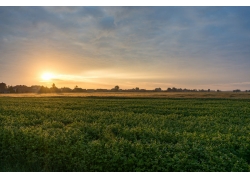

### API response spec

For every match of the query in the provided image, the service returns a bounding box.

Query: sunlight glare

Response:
[41,72,54,81]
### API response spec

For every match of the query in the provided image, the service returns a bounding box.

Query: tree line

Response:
[1,82,250,93]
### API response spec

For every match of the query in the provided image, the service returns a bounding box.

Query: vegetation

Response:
[1,91,250,99]
[2,81,250,94]
[1,96,250,171]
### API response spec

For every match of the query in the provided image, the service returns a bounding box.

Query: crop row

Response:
[0,97,250,171]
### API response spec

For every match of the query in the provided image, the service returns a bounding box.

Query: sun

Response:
[41,72,54,81]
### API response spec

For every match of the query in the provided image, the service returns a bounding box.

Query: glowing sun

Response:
[41,72,54,81]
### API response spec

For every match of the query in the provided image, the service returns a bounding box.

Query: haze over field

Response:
[1,6,250,90]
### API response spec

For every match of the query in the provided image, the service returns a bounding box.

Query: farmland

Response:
[1,91,250,99]
[1,93,250,171]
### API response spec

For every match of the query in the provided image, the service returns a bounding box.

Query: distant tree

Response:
[155,88,162,92]
[73,87,84,92]
[51,83,60,93]
[114,85,119,91]
[61,87,72,92]
[233,89,241,92]
[172,87,177,92]
[0,82,7,93]
[39,86,46,93]
[166,88,172,92]
[39,86,51,93]
[7,86,15,93]
[177,88,182,92]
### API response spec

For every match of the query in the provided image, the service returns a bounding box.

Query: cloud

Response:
[99,16,115,31]
[0,7,250,90]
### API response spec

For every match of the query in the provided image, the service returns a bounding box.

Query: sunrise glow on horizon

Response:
[1,6,250,91]
[41,73,55,81]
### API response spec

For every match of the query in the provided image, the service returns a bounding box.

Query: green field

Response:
[1,96,250,171]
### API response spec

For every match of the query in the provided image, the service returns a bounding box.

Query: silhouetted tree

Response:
[178,88,182,92]
[155,88,162,92]
[7,86,15,93]
[51,83,60,93]
[110,85,120,92]
[73,85,87,92]
[61,87,72,92]
[0,82,7,93]
[115,85,119,90]
[39,86,51,93]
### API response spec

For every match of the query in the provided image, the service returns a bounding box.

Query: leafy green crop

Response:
[0,97,250,171]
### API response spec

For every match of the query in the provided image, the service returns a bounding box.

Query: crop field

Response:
[1,95,250,171]
[1,91,250,99]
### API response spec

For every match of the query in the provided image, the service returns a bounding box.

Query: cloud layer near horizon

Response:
[0,7,250,90]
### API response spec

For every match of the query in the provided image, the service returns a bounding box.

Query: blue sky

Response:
[0,6,250,90]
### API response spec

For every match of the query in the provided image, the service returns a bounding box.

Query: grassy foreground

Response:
[0,96,250,171]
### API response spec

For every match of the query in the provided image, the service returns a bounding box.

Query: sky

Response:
[1,6,250,90]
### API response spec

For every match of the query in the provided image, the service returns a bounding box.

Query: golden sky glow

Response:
[41,73,54,81]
